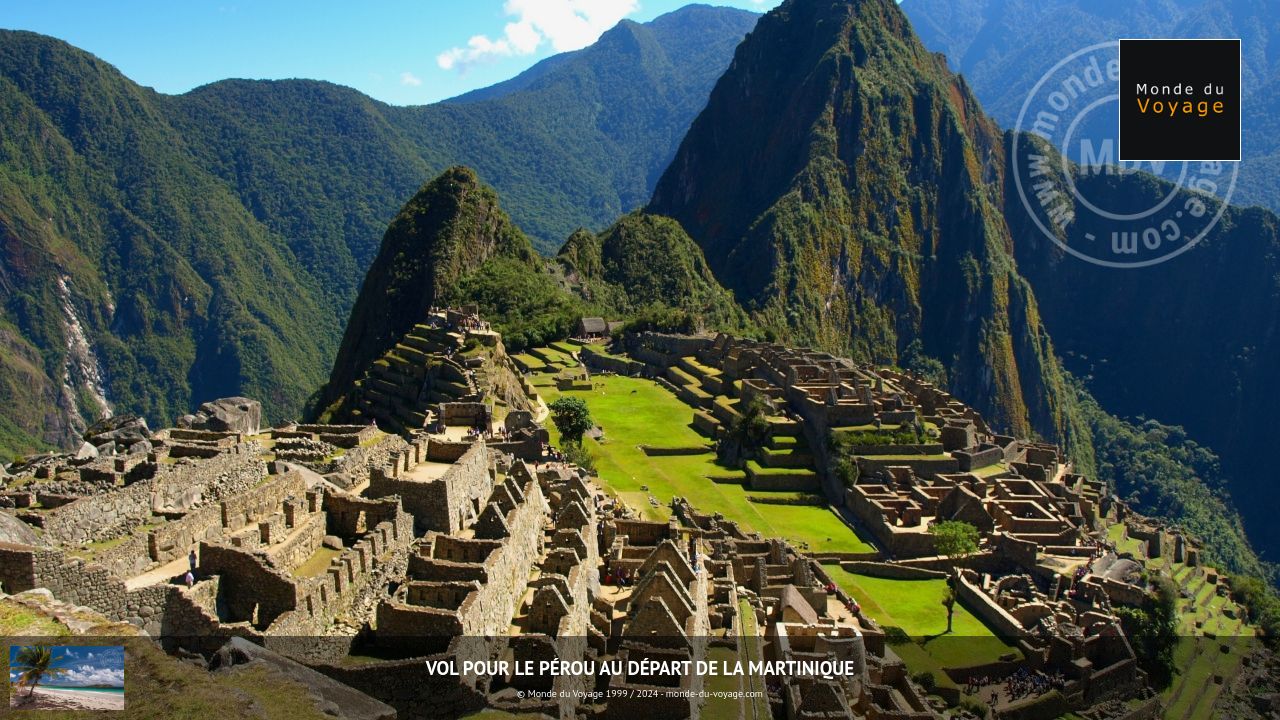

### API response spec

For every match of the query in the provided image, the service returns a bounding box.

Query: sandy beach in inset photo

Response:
[9,686,125,711]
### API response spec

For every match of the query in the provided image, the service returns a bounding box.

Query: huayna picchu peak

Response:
[650,0,1088,460]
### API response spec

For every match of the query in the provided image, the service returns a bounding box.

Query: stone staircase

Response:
[348,324,481,434]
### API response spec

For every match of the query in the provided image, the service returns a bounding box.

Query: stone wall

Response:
[0,543,38,593]
[425,439,473,463]
[955,445,1005,471]
[221,471,306,531]
[37,443,268,549]
[265,513,326,571]
[148,503,224,566]
[838,561,946,580]
[39,478,155,546]
[279,507,414,636]
[152,443,267,509]
[369,442,493,533]
[379,479,547,639]
[198,541,298,628]
[581,348,644,376]
[92,531,154,577]
[843,487,937,558]
[955,572,1024,639]
[331,433,409,487]
[0,542,257,651]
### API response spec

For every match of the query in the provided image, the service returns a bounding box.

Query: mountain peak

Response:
[649,0,1083,451]
[315,166,537,415]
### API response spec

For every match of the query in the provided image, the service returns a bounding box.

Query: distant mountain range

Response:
[900,0,1280,211]
[0,5,757,456]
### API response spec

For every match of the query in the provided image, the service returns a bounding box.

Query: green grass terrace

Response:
[823,564,1021,696]
[537,374,874,555]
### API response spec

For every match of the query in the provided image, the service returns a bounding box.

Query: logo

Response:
[1011,41,1239,268]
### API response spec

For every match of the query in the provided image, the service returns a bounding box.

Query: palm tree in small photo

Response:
[12,645,68,702]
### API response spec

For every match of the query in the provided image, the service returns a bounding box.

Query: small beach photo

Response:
[8,645,124,711]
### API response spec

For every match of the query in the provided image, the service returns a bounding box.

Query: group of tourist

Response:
[540,445,566,464]
[602,564,634,587]
[183,549,197,587]
[970,668,1066,704]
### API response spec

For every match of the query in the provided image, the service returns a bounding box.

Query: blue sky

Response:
[8,645,125,688]
[3,1,782,105]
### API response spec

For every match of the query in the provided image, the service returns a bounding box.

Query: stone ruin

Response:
[0,312,1216,719]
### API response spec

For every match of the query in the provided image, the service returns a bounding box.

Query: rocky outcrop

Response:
[178,397,262,435]
[81,414,152,455]
[211,634,397,720]
[0,512,47,547]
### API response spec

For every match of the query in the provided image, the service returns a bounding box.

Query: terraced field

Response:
[822,565,1019,673]
[537,374,874,554]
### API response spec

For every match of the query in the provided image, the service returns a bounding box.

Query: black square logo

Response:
[1119,39,1240,161]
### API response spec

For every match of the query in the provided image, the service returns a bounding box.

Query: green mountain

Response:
[314,167,548,420]
[556,212,753,334]
[646,0,1272,576]
[165,4,758,265]
[0,5,756,457]
[0,31,338,457]
[1003,140,1280,560]
[649,0,1088,458]
[317,171,748,419]
[899,0,1280,211]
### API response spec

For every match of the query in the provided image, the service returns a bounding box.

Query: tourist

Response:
[184,570,194,588]
[188,549,197,572]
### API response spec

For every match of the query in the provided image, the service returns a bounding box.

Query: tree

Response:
[932,520,980,567]
[1116,576,1179,688]
[930,520,980,633]
[941,584,959,634]
[720,394,771,466]
[549,397,594,446]
[12,645,67,700]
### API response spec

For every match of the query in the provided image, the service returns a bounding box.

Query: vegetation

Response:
[0,601,69,637]
[931,521,980,568]
[1070,377,1272,584]
[720,394,771,466]
[11,644,68,698]
[1229,575,1280,643]
[447,257,584,352]
[900,339,947,388]
[646,0,1093,466]
[1115,576,1179,689]
[539,375,873,554]
[0,8,757,454]
[931,520,980,633]
[316,166,542,413]
[822,565,1019,670]
[549,397,594,445]
[560,440,596,473]
[0,32,340,443]
[557,212,755,335]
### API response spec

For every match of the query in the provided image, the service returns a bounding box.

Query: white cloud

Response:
[61,664,124,688]
[400,71,422,87]
[437,0,638,72]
